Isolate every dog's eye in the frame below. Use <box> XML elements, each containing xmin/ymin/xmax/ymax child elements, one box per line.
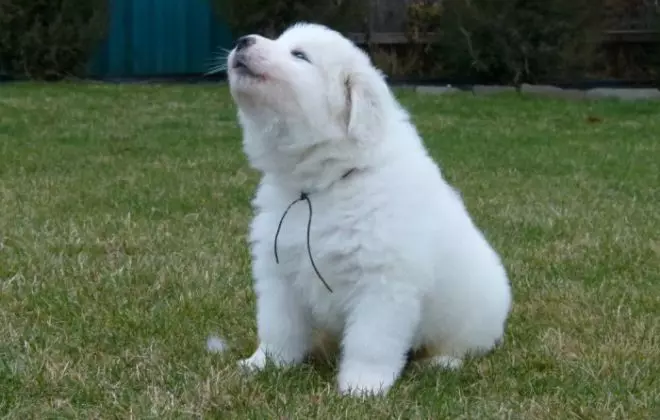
<box><xmin>291</xmin><ymin>50</ymin><xmax>310</xmax><ymax>62</ymax></box>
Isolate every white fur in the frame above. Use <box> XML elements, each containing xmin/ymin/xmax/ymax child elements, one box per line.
<box><xmin>206</xmin><ymin>335</ymin><xmax>229</xmax><ymax>354</ymax></box>
<box><xmin>226</xmin><ymin>23</ymin><xmax>512</xmax><ymax>397</ymax></box>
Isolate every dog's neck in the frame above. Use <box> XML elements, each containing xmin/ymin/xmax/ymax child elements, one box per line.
<box><xmin>240</xmin><ymin>111</ymin><xmax>370</xmax><ymax>195</ymax></box>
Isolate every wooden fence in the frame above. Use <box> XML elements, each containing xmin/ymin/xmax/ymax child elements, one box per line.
<box><xmin>346</xmin><ymin>0</ymin><xmax>660</xmax><ymax>46</ymax></box>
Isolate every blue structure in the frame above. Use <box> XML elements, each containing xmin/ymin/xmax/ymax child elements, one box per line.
<box><xmin>89</xmin><ymin>0</ymin><xmax>233</xmax><ymax>78</ymax></box>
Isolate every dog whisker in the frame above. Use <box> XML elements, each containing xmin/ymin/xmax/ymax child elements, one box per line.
<box><xmin>205</xmin><ymin>65</ymin><xmax>228</xmax><ymax>76</ymax></box>
<box><xmin>205</xmin><ymin>52</ymin><xmax>230</xmax><ymax>75</ymax></box>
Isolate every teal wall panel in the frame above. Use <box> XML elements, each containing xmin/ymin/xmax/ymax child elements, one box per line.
<box><xmin>89</xmin><ymin>0</ymin><xmax>233</xmax><ymax>77</ymax></box>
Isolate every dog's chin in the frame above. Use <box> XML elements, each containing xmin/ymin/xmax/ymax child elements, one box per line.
<box><xmin>229</xmin><ymin>54</ymin><xmax>265</xmax><ymax>80</ymax></box>
<box><xmin>228</xmin><ymin>74</ymin><xmax>277</xmax><ymax>114</ymax></box>
<box><xmin>228</xmin><ymin>61</ymin><xmax>268</xmax><ymax>98</ymax></box>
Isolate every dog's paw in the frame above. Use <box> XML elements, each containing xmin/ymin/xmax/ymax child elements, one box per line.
<box><xmin>338</xmin><ymin>364</ymin><xmax>395</xmax><ymax>397</ymax></box>
<box><xmin>237</xmin><ymin>345</ymin><xmax>304</xmax><ymax>372</ymax></box>
<box><xmin>237</xmin><ymin>348</ymin><xmax>268</xmax><ymax>372</ymax></box>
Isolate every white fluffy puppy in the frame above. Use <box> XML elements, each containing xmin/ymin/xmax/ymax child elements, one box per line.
<box><xmin>226</xmin><ymin>22</ymin><xmax>512</xmax><ymax>397</ymax></box>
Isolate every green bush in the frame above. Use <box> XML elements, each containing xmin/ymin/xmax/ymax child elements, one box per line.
<box><xmin>429</xmin><ymin>0</ymin><xmax>603</xmax><ymax>84</ymax></box>
<box><xmin>212</xmin><ymin>0</ymin><xmax>367</xmax><ymax>39</ymax></box>
<box><xmin>0</xmin><ymin>0</ymin><xmax>108</xmax><ymax>80</ymax></box>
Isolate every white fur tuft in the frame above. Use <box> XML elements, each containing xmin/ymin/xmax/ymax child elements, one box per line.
<box><xmin>206</xmin><ymin>335</ymin><xmax>229</xmax><ymax>354</ymax></box>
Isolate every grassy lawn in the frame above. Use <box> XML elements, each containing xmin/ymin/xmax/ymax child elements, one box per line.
<box><xmin>0</xmin><ymin>82</ymin><xmax>658</xmax><ymax>419</ymax></box>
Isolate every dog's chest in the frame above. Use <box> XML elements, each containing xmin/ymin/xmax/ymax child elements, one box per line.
<box><xmin>271</xmin><ymin>201</ymin><xmax>359</xmax><ymax>283</ymax></box>
<box><xmin>258</xmin><ymin>198</ymin><xmax>365</xmax><ymax>328</ymax></box>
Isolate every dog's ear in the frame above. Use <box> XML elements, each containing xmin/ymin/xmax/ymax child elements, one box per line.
<box><xmin>345</xmin><ymin>67</ymin><xmax>388</xmax><ymax>142</ymax></box>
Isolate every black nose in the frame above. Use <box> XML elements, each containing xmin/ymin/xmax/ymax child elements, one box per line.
<box><xmin>235</xmin><ymin>35</ymin><xmax>256</xmax><ymax>52</ymax></box>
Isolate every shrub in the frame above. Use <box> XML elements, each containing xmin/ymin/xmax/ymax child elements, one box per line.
<box><xmin>212</xmin><ymin>0</ymin><xmax>367</xmax><ymax>39</ymax></box>
<box><xmin>603</xmin><ymin>0</ymin><xmax>660</xmax><ymax>31</ymax></box>
<box><xmin>429</xmin><ymin>0</ymin><xmax>603</xmax><ymax>85</ymax></box>
<box><xmin>379</xmin><ymin>0</ymin><xmax>442</xmax><ymax>78</ymax></box>
<box><xmin>0</xmin><ymin>0</ymin><xmax>108</xmax><ymax>80</ymax></box>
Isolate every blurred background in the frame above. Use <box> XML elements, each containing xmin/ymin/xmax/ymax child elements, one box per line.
<box><xmin>0</xmin><ymin>0</ymin><xmax>658</xmax><ymax>85</ymax></box>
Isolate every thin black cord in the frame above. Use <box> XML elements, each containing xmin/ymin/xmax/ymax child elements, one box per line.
<box><xmin>301</xmin><ymin>194</ymin><xmax>333</xmax><ymax>293</ymax></box>
<box><xmin>273</xmin><ymin>192</ymin><xmax>333</xmax><ymax>293</ymax></box>
<box><xmin>273</xmin><ymin>193</ymin><xmax>305</xmax><ymax>264</ymax></box>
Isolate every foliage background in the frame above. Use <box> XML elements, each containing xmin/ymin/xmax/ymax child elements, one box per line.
<box><xmin>1</xmin><ymin>0</ymin><xmax>658</xmax><ymax>82</ymax></box>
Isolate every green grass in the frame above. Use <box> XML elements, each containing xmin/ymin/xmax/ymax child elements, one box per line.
<box><xmin>0</xmin><ymin>82</ymin><xmax>658</xmax><ymax>419</ymax></box>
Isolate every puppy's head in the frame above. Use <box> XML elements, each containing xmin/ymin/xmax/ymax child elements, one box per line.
<box><xmin>227</xmin><ymin>22</ymin><xmax>393</xmax><ymax>145</ymax></box>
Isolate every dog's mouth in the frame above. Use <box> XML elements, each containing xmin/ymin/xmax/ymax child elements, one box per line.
<box><xmin>232</xmin><ymin>56</ymin><xmax>259</xmax><ymax>78</ymax></box>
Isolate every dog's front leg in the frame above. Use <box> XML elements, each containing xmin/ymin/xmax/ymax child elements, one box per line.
<box><xmin>238</xmin><ymin>269</ymin><xmax>312</xmax><ymax>372</ymax></box>
<box><xmin>337</xmin><ymin>284</ymin><xmax>421</xmax><ymax>397</ymax></box>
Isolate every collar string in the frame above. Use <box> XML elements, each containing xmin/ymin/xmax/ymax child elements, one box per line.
<box><xmin>271</xmin><ymin>169</ymin><xmax>357</xmax><ymax>294</ymax></box>
<box><xmin>273</xmin><ymin>192</ymin><xmax>333</xmax><ymax>293</ymax></box>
